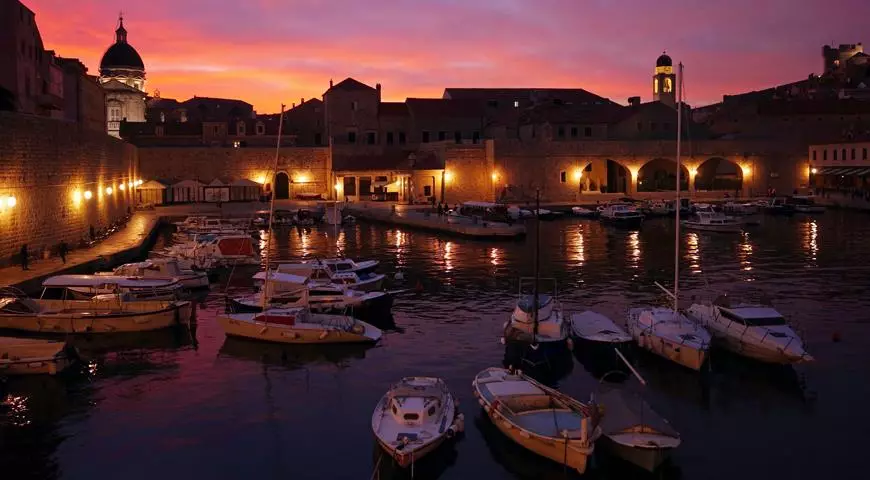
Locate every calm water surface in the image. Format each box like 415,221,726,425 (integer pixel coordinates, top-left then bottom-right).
2,211,870,480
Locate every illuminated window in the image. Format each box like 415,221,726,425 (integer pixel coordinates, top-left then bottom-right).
513,100,519,108
663,77,673,93
560,171,567,183
653,78,659,94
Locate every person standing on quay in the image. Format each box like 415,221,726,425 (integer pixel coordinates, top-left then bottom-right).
59,241,69,264
20,243,29,271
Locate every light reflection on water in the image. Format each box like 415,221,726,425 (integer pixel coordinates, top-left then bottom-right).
3,212,870,480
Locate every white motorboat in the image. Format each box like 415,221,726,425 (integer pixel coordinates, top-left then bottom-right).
642,200,670,217
472,367,602,474
597,389,681,472
787,195,826,214
722,201,758,216
372,377,464,468
570,311,632,346
298,257,379,275
276,263,385,292
162,234,260,269
599,203,644,228
227,271,393,320
0,296,193,334
571,206,598,218
502,288,572,361
96,259,209,290
41,275,183,301
627,307,711,371
0,336,76,375
216,307,382,344
681,211,743,233
175,216,251,234
687,298,813,364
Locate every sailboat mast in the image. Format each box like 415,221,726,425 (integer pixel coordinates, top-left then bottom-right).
674,63,683,317
532,188,540,341
262,104,286,311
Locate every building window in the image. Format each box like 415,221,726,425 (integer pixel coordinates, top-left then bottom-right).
823,150,827,160
852,148,856,160
399,132,407,144
359,177,372,195
454,131,462,144
343,176,356,196
557,126,565,138
570,127,578,138
347,131,356,143
663,77,673,93
812,150,817,161
255,122,265,135
842,149,846,161
653,78,659,94
637,122,642,131
513,100,519,108
663,122,670,130
424,185,432,197
422,131,430,143
351,101,358,111
386,132,394,145
560,171,567,183
584,127,592,137
833,149,837,160
155,126,164,136
650,122,657,131
314,133,322,145
160,112,166,123
472,131,480,144
213,125,220,135
237,122,246,136
438,131,446,141
864,148,868,160
367,132,376,145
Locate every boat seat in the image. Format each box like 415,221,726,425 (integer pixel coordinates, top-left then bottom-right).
512,410,586,438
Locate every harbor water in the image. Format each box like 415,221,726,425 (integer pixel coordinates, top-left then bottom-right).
2,211,869,479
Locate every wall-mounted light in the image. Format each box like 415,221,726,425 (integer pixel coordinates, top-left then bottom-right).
572,169,583,181
2,196,16,208
444,171,454,184
811,167,818,174
106,187,113,195
491,171,500,182
295,174,310,184
84,190,93,200
334,181,342,191
119,183,125,191
689,168,698,177
256,175,267,185
128,181,134,188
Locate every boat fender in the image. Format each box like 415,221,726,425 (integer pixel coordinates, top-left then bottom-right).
455,413,465,432
259,326,269,335
319,330,329,339
566,337,574,351
351,323,365,334
499,337,506,345
477,398,485,407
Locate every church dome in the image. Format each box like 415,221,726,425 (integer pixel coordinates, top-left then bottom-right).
656,52,672,68
99,17,145,74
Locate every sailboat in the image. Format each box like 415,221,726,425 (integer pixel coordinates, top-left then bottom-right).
216,105,382,345
502,190,572,366
626,62,711,371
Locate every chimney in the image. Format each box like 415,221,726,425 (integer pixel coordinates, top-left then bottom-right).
329,79,333,88
628,96,641,106
376,83,381,92
301,97,304,105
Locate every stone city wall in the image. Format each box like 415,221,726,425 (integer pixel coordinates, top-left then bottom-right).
0,112,137,264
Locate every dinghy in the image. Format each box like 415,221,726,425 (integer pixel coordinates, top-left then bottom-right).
372,377,464,468
570,311,632,346
0,336,76,375
217,307,382,344
472,367,601,474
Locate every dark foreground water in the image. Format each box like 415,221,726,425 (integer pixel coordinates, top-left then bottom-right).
3,211,870,480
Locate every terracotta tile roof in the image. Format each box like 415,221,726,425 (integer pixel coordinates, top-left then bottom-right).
379,102,409,116
757,99,870,115
328,77,376,92
333,150,442,171
443,87,616,106
406,98,486,118
520,102,625,125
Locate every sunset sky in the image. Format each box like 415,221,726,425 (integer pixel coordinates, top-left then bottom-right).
26,0,867,113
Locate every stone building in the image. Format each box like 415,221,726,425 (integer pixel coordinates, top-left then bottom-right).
99,15,146,138
56,57,106,132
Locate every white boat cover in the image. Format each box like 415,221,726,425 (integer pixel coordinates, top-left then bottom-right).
484,380,544,397
598,390,679,437
571,311,631,342
43,275,178,288
252,271,308,285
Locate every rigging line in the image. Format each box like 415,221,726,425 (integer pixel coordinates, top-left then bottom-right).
262,104,286,313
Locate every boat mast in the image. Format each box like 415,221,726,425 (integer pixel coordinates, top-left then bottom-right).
262,104,286,311
532,188,540,343
674,63,683,320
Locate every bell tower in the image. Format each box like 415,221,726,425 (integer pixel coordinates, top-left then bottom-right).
653,51,676,107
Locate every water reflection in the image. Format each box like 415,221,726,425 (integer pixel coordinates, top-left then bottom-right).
2,395,31,427
803,220,818,264
567,226,586,266
218,337,372,370
627,231,641,273
686,232,702,274
738,232,754,279
490,247,502,267
443,241,455,273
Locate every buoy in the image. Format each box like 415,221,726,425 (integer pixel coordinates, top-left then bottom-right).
394,272,405,281
832,332,841,343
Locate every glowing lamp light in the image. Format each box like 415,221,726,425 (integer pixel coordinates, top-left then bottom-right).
741,165,752,176
72,190,82,202
106,187,113,195
119,183,125,191
811,167,818,174
137,179,143,186
444,171,454,184
128,181,134,188
295,174,310,184
491,171,499,182
84,190,93,200
256,175,267,185
334,181,342,191
5,196,16,208
573,169,583,181
689,168,698,177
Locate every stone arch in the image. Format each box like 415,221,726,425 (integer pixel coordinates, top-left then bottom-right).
275,171,290,199
605,159,629,193
694,157,743,192
637,158,689,192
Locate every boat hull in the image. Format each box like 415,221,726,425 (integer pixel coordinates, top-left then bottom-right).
0,301,191,334
713,333,810,365
217,314,381,344
374,435,450,468
0,338,76,375
682,222,742,233
632,330,708,371
226,293,393,321
600,435,674,472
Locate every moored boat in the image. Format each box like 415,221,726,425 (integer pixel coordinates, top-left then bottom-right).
599,203,644,228
41,275,183,301
216,307,382,344
298,257,379,275
371,377,464,468
276,263,386,292
787,195,826,214
0,336,76,375
627,307,711,371
571,206,598,218
96,259,209,290
687,297,812,364
161,234,260,269
570,311,632,347
681,211,743,233
472,367,602,474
